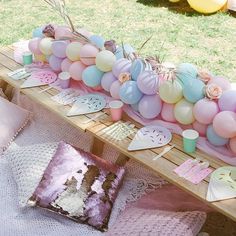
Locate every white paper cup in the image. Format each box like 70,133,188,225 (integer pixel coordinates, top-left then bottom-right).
58,71,70,89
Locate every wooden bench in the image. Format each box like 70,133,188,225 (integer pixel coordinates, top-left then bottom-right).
1,45,236,222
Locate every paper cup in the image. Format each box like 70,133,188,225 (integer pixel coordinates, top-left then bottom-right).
109,100,123,121
182,129,199,153
58,71,71,89
23,51,33,65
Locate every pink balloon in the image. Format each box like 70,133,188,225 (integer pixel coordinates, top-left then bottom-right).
101,72,117,92
193,121,207,137
54,26,73,40
218,90,236,112
193,98,219,125
208,76,231,91
69,61,87,81
161,103,176,123
79,44,99,66
28,38,41,54
49,55,63,72
138,94,162,119
213,111,236,138
112,58,132,78
230,137,236,154
51,40,69,58
61,58,73,72
110,80,121,99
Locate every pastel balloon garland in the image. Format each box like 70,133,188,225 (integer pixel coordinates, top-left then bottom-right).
28,22,236,155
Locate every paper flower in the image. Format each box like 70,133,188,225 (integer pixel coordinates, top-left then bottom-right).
104,40,116,53
118,72,131,84
198,69,213,83
205,83,222,100
43,24,55,38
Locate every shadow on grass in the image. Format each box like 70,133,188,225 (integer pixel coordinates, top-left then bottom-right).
137,0,236,17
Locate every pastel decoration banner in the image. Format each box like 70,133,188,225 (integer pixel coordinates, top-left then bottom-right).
67,94,106,116
128,126,172,151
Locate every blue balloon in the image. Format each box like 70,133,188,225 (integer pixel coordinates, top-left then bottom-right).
82,65,104,88
177,63,198,85
89,35,105,49
183,79,205,103
33,27,44,38
115,44,135,60
119,81,143,105
130,59,152,81
206,125,229,146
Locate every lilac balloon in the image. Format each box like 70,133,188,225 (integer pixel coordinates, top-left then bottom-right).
137,70,159,95
101,72,117,92
49,55,63,72
138,94,162,119
112,58,132,78
110,80,121,99
51,40,69,58
218,90,236,112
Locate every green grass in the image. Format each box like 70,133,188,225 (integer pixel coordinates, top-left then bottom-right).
0,0,236,81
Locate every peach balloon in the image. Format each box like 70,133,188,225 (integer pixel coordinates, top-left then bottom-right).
213,111,236,138
229,137,236,154
54,26,73,40
193,121,207,137
79,44,99,66
161,103,176,123
69,61,87,81
61,58,73,72
208,76,231,91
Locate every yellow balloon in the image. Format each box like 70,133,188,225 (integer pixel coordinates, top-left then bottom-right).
174,98,195,125
34,53,47,62
66,42,82,61
95,50,116,72
39,37,53,56
187,0,227,13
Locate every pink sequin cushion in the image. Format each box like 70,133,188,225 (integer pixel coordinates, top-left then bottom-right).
0,97,30,153
30,141,125,232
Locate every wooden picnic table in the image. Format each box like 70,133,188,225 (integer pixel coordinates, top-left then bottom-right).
1,45,236,222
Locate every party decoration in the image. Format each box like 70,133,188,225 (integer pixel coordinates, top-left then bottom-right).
230,137,236,154
67,94,106,116
54,26,73,39
95,50,116,72
82,65,104,87
112,58,132,78
205,83,222,100
193,98,219,125
128,125,172,151
119,81,143,105
115,44,135,59
208,76,231,91
66,42,82,61
34,53,47,63
174,99,195,125
104,40,116,53
187,0,227,14
159,80,183,104
183,79,205,103
131,59,152,81
42,24,55,38
32,27,44,38
137,70,159,95
192,121,207,137
218,90,236,112
198,70,213,84
176,63,198,84
110,80,122,99
49,55,63,72
118,72,131,84
101,72,117,92
79,44,99,66
28,38,41,54
161,103,176,123
213,111,236,138
61,58,73,72
51,40,69,58
39,37,53,56
206,125,229,146
138,94,162,119
89,35,105,49
69,61,87,81
207,166,236,202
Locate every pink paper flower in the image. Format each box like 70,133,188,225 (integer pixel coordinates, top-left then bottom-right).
205,83,222,100
43,24,55,38
198,70,213,84
118,72,131,84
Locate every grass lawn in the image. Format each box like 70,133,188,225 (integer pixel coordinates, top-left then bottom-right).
0,0,236,82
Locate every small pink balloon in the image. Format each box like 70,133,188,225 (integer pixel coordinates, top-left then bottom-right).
69,61,87,81
213,111,236,138
208,76,231,91
218,90,236,112
229,137,236,154
193,121,207,137
79,44,99,66
54,26,73,39
112,58,132,78
49,55,63,72
51,40,69,58
61,58,73,72
28,38,41,54
161,103,176,123
193,98,219,125
110,80,121,99
101,72,117,92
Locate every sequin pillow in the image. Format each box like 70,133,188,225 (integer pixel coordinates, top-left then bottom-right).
29,141,125,232
0,97,30,153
